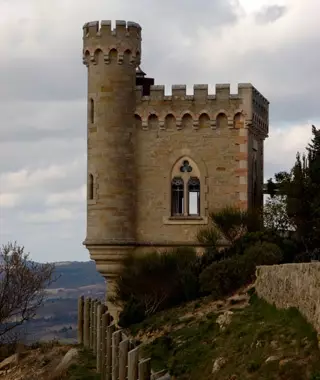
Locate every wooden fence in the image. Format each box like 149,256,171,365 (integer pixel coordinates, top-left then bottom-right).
77,296,152,380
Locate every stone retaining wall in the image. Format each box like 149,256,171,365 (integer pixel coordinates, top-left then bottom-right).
255,263,320,334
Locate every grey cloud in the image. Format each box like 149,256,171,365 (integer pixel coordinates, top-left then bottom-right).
255,5,288,25
0,138,85,173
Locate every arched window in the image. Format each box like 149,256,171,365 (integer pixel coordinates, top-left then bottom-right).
171,177,184,216
88,174,94,200
188,177,200,216
171,158,201,217
90,98,94,124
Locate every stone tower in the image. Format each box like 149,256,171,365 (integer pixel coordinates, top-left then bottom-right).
82,20,269,319
82,20,141,316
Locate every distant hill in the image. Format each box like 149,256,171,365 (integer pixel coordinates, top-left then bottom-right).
48,261,105,289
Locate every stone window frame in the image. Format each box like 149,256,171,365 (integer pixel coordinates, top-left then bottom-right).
163,156,208,225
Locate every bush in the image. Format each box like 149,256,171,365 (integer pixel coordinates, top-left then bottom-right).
199,242,283,299
115,247,200,327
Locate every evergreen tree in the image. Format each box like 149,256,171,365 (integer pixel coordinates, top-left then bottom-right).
267,125,320,256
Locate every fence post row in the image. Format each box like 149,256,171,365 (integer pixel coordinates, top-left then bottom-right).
77,296,153,380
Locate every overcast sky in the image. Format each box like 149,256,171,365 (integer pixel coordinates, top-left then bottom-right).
0,0,319,263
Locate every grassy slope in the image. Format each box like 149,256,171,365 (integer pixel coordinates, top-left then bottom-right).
129,289,320,380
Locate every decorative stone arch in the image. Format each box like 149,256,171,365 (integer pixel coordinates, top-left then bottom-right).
198,112,211,129
147,113,159,129
180,111,194,129
213,109,229,119
214,110,229,129
122,48,132,64
93,48,104,65
164,113,176,129
134,113,142,129
82,50,91,66
233,110,245,129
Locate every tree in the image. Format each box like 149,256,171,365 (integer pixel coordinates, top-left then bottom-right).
263,195,295,233
267,125,320,255
0,242,56,342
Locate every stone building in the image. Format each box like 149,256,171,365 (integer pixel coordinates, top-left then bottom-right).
82,20,269,317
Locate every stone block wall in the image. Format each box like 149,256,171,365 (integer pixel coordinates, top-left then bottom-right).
255,263,320,334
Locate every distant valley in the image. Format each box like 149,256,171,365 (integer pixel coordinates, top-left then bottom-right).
21,261,106,344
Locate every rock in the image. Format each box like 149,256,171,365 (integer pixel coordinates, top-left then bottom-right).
229,375,238,380
155,373,171,380
216,311,233,330
270,340,278,349
228,294,248,305
279,358,292,366
212,357,227,373
0,353,18,370
49,348,79,379
265,355,280,363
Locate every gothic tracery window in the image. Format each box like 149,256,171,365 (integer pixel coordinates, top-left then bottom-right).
171,158,201,217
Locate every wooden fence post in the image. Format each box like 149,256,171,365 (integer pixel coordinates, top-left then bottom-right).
128,346,139,380
119,339,129,380
96,303,103,372
93,300,99,355
77,296,84,344
106,324,116,380
139,358,151,380
90,298,94,350
101,312,110,378
112,330,122,380
83,297,90,348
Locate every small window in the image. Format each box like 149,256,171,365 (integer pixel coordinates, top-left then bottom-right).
90,98,94,124
88,174,94,200
188,177,200,216
171,177,184,216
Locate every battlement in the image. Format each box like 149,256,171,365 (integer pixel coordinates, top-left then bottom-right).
135,83,269,137
83,20,141,39
83,20,141,67
135,83,260,102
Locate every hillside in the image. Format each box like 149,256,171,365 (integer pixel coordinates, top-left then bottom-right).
48,261,105,289
127,286,320,380
15,261,106,344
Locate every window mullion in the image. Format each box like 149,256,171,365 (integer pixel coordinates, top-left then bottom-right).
183,179,188,216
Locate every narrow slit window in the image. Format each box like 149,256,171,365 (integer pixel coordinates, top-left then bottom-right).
171,177,184,216
90,98,94,124
188,177,200,216
88,174,94,200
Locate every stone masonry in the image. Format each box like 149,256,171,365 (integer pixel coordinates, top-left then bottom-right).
256,263,320,338
82,20,269,317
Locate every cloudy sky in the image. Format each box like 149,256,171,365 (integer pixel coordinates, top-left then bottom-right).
0,0,319,263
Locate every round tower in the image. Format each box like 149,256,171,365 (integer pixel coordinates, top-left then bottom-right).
82,20,141,316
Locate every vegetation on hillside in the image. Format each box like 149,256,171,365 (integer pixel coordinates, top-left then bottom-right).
131,289,320,380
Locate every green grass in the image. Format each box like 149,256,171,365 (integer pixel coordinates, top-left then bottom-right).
67,348,100,380
137,293,320,380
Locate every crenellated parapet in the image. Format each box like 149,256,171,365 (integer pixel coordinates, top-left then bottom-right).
82,20,141,67
135,83,268,137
